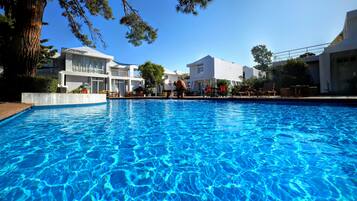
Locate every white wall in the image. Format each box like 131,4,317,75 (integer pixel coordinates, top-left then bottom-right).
22,93,106,106
65,53,73,71
344,10,357,40
213,58,243,81
66,75,90,92
187,55,244,91
163,74,180,90
319,9,357,93
319,53,331,93
188,56,215,82
243,66,265,79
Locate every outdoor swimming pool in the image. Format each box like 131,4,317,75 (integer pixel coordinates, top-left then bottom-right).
0,100,356,200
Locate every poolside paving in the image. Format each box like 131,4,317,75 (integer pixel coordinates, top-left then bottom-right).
0,103,32,121
110,96,357,105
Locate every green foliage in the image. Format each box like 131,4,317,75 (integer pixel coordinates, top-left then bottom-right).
251,45,273,71
299,52,315,58
58,0,114,47
0,0,211,78
242,77,267,89
138,61,165,88
38,39,57,68
217,79,230,87
120,13,157,46
231,85,241,96
176,0,212,15
231,77,267,95
55,0,212,47
0,76,58,101
216,79,230,96
272,59,312,88
71,83,90,93
134,86,144,92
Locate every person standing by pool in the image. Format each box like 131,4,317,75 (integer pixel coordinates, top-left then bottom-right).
175,80,187,98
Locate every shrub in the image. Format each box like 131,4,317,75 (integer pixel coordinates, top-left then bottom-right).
217,79,230,87
231,77,267,95
272,59,312,88
134,86,144,92
242,77,266,89
0,76,58,101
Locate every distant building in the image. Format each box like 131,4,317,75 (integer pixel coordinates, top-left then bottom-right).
187,55,243,92
243,66,265,79
162,68,186,91
272,9,357,94
53,46,144,95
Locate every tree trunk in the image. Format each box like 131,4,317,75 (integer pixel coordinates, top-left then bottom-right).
8,0,46,77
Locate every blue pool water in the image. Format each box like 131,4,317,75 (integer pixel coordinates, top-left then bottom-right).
0,100,356,200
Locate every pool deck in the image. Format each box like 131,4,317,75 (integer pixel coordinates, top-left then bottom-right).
0,103,32,121
109,96,357,105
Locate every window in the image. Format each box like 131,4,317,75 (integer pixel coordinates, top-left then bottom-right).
71,54,106,74
197,66,204,74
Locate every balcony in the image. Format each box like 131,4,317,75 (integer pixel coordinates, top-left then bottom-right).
273,43,330,62
111,70,129,77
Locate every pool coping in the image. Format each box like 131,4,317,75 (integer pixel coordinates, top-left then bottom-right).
32,101,107,109
1,96,355,124
0,103,33,124
0,102,108,124
109,96,357,106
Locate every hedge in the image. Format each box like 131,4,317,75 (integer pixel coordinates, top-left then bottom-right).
0,76,58,101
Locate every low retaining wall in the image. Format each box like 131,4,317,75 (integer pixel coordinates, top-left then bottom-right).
22,93,107,106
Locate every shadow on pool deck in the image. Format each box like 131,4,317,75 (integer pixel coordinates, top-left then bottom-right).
0,102,32,121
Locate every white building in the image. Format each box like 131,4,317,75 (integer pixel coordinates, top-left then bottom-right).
272,9,357,94
187,55,243,92
162,68,186,91
58,47,144,96
319,9,357,94
243,66,265,79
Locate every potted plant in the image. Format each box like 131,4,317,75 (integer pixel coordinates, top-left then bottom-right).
80,83,90,94
217,79,230,96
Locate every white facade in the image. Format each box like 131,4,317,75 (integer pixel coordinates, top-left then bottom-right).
187,55,243,91
162,68,186,91
243,66,265,79
58,47,144,96
320,10,357,93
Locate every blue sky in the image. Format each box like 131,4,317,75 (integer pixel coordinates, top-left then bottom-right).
42,0,357,72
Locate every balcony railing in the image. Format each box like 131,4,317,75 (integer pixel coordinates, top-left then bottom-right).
273,43,330,62
111,71,129,77
72,66,105,74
